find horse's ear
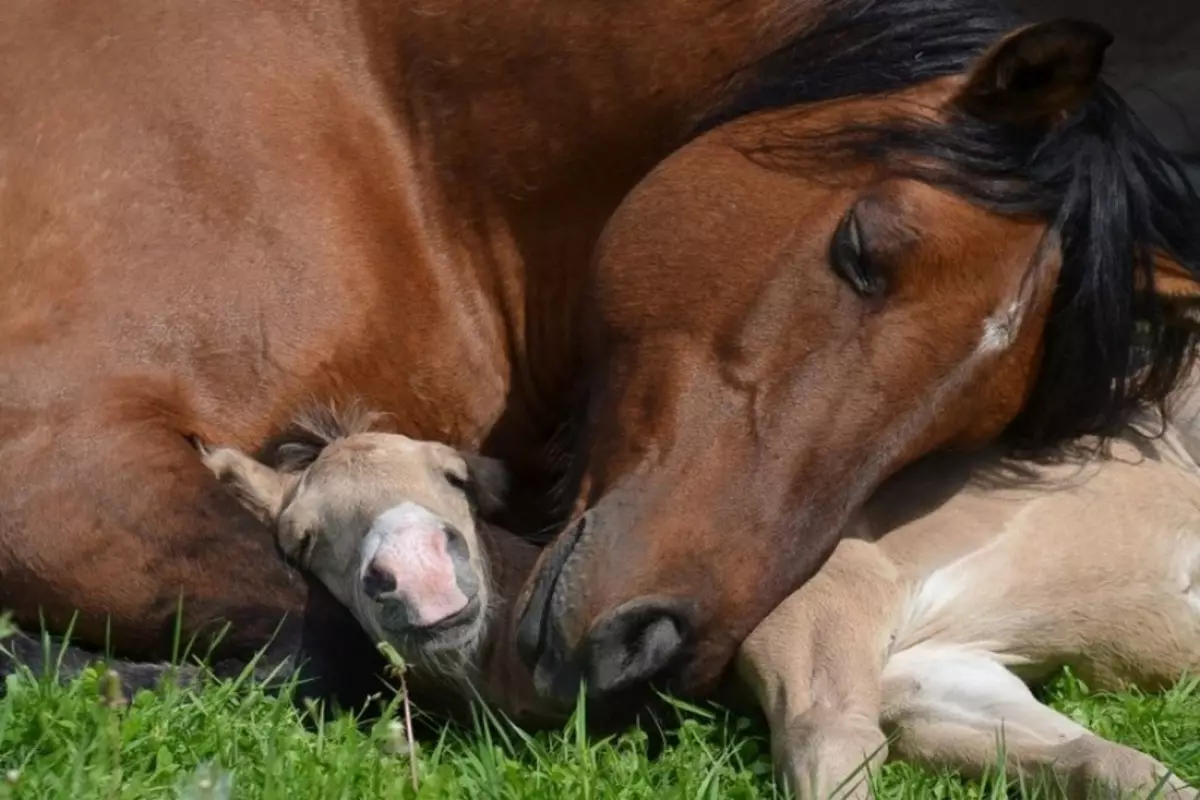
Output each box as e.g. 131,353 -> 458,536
199,443 -> 298,527
1154,254 -> 1200,330
460,453 -> 509,515
955,19 -> 1113,128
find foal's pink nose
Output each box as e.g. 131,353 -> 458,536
364,523 -> 473,629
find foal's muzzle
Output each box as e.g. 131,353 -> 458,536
363,508 -> 481,632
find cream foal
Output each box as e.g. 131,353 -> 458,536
738,381 -> 1200,799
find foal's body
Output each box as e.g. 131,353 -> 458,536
739,407 -> 1200,798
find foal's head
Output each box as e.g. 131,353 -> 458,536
518,13 -> 1200,706
199,406 -> 508,674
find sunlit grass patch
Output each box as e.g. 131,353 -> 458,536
1,626 -> 1195,799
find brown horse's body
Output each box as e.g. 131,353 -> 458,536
3,0 -> 1200,713
1,0 -> 786,697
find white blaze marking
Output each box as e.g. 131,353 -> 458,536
977,297 -> 1027,356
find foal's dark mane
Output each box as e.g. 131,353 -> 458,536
260,402 -> 392,472
695,0 -> 1200,453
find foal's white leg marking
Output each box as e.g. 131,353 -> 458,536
881,645 -> 1199,798
883,644 -> 1088,744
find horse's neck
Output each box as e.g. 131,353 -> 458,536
380,0 -> 801,196
355,0 -> 812,432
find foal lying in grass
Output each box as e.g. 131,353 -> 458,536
198,407 -> 550,725
203,404 -> 1200,798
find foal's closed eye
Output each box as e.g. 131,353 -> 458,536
444,469 -> 478,509
444,469 -> 470,493
830,207 -> 885,299
448,454 -> 509,515
279,522 -> 317,565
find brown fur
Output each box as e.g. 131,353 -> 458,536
1,2 -> 1197,709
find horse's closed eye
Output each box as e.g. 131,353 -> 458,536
829,207 -> 885,299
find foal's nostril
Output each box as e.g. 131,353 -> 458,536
582,596 -> 693,697
362,562 -> 397,600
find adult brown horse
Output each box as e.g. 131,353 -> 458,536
2,0 -> 1198,717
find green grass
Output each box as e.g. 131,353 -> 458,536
1,620 -> 1197,799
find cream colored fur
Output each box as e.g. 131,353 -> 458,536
738,376 -> 1200,799
200,419 -> 495,682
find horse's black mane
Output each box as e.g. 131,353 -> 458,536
697,0 -> 1019,135
696,0 -> 1200,452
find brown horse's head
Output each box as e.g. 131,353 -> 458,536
517,14 -> 1200,706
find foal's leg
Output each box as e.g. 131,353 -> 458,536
737,539 -> 902,800
881,646 -> 1198,799
0,410 -> 382,708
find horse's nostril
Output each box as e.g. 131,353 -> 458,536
362,562 -> 397,600
583,596 -> 692,697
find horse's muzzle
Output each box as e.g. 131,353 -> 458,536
514,512 -> 693,707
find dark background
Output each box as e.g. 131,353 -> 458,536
1013,0 -> 1198,188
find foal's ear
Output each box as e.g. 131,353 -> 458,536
198,443 -> 298,527
955,19 -> 1113,128
460,453 -> 510,516
1153,254 -> 1200,330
